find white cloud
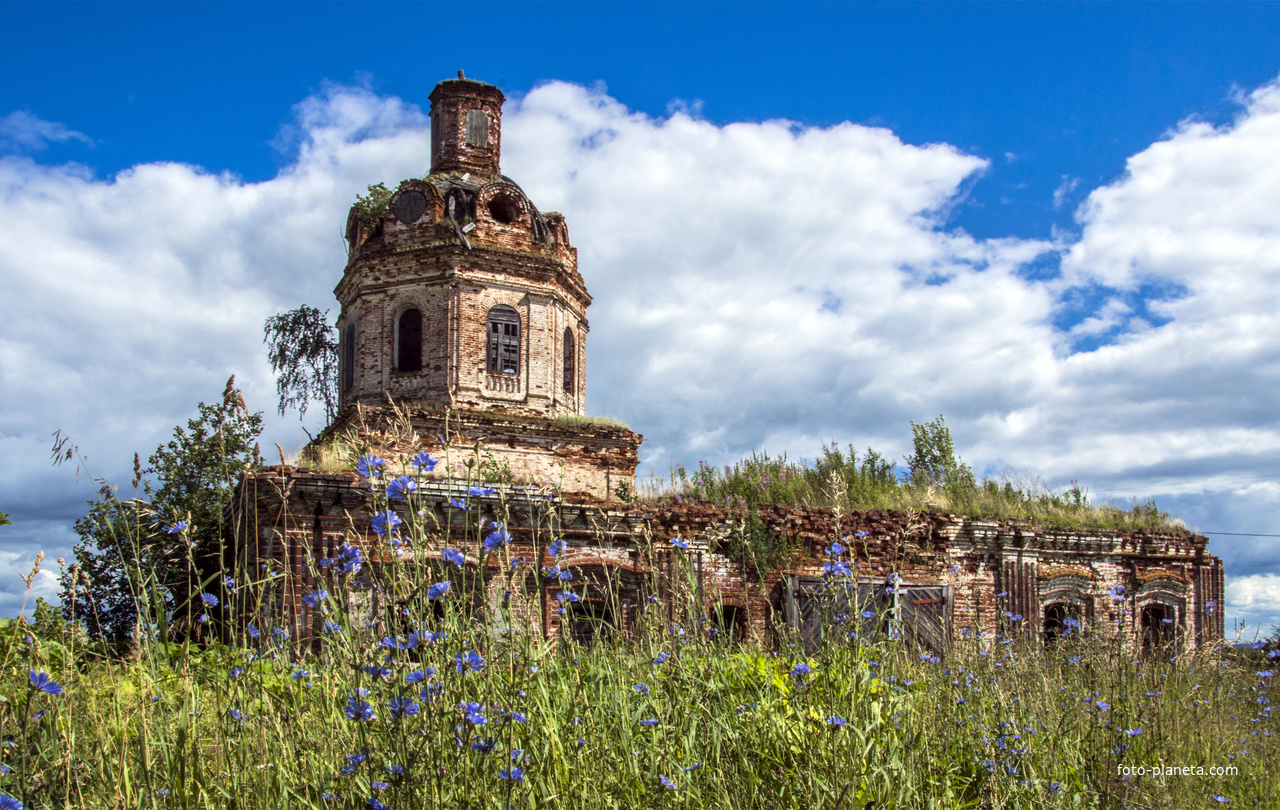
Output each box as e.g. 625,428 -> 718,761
2,77 -> 1280,635
1225,574 -> 1280,639
0,111 -> 93,152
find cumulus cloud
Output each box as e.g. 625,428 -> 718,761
2,77 -> 1279,632
0,110 -> 93,152
1225,574 -> 1280,639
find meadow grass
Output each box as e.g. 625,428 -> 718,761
7,447 -> 1273,809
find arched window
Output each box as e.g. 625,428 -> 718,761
563,328 -> 575,393
343,322 -> 356,391
396,309 -> 422,372
1043,602 -> 1080,644
486,306 -> 520,375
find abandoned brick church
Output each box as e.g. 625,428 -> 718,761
231,74 -> 1226,653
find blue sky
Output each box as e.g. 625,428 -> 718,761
2,1 -> 1280,635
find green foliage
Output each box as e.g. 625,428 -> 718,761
649,419 -> 1181,533
61,378 -> 262,641
352,181 -> 393,235
0,510 -> 10,528
263,304 -> 340,426
906,414 -> 975,492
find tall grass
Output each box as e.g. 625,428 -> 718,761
7,441 -> 1271,809
642,444 -> 1184,533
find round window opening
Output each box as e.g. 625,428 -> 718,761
488,195 -> 520,225
395,191 -> 428,224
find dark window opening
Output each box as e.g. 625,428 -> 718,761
397,309 -> 422,372
1141,603 -> 1177,651
343,322 -> 356,391
712,604 -> 745,642
465,109 -> 489,148
488,195 -> 519,224
563,329 -> 575,393
486,306 -> 520,375
565,601 -> 614,647
1043,602 -> 1080,644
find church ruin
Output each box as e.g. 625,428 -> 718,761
231,74 -> 1226,654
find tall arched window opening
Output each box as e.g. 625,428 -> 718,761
396,309 -> 422,372
343,322 -> 356,391
563,328 -> 575,393
486,306 -> 521,375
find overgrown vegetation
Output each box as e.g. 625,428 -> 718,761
263,305 -> 340,428
8,440 -> 1279,807
645,416 -> 1183,534
351,182 -> 394,238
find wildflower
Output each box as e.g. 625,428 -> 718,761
274,627 -> 289,641
483,525 -> 512,552
1212,797 -> 1230,804
653,652 -> 670,665
556,592 -> 580,603
640,718 -> 659,726
223,576 -> 236,592
442,547 -> 466,566
469,486 -> 496,496
411,450 -> 438,472
670,537 -> 690,550
323,544 -> 363,576
28,670 -> 61,696
1049,782 -> 1061,795
1095,702 -> 1110,713
370,510 -> 402,538
302,589 -> 328,609
790,664 -> 811,677
1260,671 -> 1274,678
165,521 -> 188,534
356,454 -> 385,479
684,763 -> 702,772
201,592 -> 218,608
660,775 -> 677,789
828,715 -> 847,728
1123,729 -> 1142,736
230,709 -> 245,722
512,711 -> 527,722
389,696 -> 420,718
634,683 -> 650,695
229,667 -> 244,678
246,623 -> 261,639
547,539 -> 568,557
448,497 -> 470,511
827,541 -> 847,556
558,569 -> 573,580
406,668 -> 434,684
427,581 -> 451,600
323,621 -> 342,635
368,798 -> 390,810
386,476 -> 417,499
1109,584 -> 1126,602
363,665 -> 392,679
291,669 -> 309,681
455,649 -> 485,674
340,748 -> 368,776
577,737 -> 587,746
499,767 -> 524,782
344,697 -> 377,722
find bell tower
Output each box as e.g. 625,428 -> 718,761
324,74 -> 641,498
